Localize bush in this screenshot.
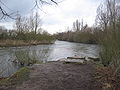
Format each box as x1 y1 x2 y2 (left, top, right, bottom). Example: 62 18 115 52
99 26 120 75
56 29 98 44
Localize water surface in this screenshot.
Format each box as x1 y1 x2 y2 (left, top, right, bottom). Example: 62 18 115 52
0 40 99 77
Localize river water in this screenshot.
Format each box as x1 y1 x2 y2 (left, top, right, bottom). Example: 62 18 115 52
0 40 99 77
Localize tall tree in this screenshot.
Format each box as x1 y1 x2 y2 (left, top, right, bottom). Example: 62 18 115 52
34 12 41 34
96 0 119 30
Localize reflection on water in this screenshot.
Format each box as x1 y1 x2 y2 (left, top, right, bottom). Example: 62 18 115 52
0 40 99 77
47 41 99 61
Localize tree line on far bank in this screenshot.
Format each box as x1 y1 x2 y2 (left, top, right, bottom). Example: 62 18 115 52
55 20 101 44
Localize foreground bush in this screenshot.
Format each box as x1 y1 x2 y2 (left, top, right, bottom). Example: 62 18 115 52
99 27 120 75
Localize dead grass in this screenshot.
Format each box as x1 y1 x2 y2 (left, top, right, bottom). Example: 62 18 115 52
94 66 120 90
0 40 54 47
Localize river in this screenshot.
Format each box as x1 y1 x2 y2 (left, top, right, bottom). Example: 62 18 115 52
0 40 99 77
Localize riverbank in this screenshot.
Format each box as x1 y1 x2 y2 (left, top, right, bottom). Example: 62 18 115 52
0 61 101 90
0 40 98 79
0 40 55 47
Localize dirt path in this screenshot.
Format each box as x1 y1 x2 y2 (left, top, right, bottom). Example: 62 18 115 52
11 61 100 90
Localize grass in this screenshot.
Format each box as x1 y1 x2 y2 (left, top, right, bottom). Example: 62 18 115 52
0 67 31 87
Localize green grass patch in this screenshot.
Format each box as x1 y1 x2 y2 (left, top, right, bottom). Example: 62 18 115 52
0 67 31 86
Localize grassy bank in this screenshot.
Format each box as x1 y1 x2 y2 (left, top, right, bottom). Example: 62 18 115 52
0 67 31 88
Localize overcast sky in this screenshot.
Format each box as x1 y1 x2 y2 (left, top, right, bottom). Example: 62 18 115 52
0 0 102 34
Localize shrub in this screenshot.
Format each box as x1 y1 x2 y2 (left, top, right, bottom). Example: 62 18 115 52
99 26 120 75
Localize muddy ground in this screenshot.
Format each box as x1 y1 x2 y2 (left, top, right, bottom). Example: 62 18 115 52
10 61 100 90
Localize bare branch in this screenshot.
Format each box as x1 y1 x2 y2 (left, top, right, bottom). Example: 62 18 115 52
51 0 58 5
39 0 58 5
0 0 60 20
0 0 16 20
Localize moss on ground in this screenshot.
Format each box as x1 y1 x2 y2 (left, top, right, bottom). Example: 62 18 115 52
0 67 31 86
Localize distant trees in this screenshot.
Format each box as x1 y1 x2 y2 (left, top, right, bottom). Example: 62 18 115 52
13 12 55 43
0 26 54 46
0 11 54 46
0 0 56 46
15 11 42 34
73 20 81 31
72 19 88 31
56 19 98 44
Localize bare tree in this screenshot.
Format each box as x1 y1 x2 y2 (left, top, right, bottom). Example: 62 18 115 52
95 4 109 30
15 11 42 34
15 13 23 32
34 11 41 34
73 20 81 31
73 19 87 32
107 0 117 30
96 0 119 30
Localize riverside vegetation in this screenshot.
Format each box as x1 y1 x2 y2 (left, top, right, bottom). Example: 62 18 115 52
0 67 31 89
56 0 120 89
0 11 55 47
0 11 55 74
0 10 55 86
0 28 55 47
